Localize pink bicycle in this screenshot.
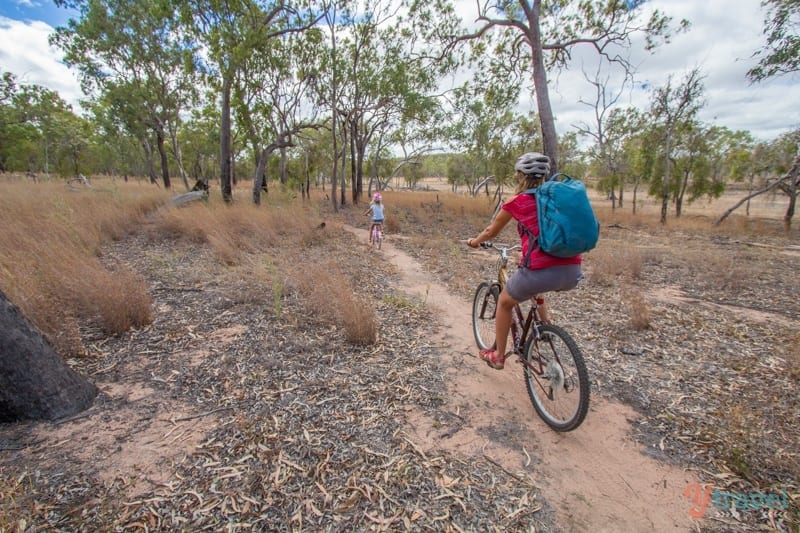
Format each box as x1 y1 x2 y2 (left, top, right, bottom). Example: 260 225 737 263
369 222 383 250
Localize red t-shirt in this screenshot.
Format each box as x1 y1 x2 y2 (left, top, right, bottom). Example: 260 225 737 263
502 193 582 269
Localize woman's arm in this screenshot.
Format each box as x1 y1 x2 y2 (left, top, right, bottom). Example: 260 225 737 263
468 208 512 248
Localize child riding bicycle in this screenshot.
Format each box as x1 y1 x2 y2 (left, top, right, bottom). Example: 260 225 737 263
364 192 385 243
466 152 583 370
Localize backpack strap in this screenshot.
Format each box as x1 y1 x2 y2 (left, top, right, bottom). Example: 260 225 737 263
518 187 539 268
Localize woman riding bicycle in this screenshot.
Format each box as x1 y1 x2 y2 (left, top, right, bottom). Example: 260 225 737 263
364 192 385 243
466 152 583 370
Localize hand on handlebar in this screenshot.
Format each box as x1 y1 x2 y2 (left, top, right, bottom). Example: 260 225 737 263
465 238 492 249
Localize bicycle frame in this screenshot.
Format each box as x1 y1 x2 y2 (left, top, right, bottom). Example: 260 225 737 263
483 242 545 371
473 241 590 430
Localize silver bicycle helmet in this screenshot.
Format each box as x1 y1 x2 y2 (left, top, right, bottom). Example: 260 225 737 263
514 152 550 176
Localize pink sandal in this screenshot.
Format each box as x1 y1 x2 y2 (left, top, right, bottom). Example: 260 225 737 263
479 349 506 370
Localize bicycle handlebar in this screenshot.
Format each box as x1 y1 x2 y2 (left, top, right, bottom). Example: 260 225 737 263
480 241 521 252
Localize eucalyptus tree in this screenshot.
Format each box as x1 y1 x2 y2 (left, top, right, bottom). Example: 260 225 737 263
724 134 762 216
94 83 160 183
669 121 716 218
180 104 222 185
447 74 542 197
716 129 800 228
50 111 94 179
53 0 199 189
0 72 17 172
378 122 443 192
0 71 14 105
648 67 705 224
748 0 800 81
178 0 324 202
681 125 754 213
626 121 660 214
767 129 800 228
575 62 638 209
2 83 86 177
406 0 685 174
332 0 448 204
586 106 644 209
234 27 325 204
742 0 800 229
557 131 586 177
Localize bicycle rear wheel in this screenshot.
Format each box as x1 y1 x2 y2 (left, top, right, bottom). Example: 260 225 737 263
523 324 589 432
472 282 500 350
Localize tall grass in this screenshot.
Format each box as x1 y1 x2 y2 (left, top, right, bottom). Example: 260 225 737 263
1 179 385 355
377 190 494 237
0 179 168 355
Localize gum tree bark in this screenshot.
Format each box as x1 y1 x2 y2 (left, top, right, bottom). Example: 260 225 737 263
0 290 97 423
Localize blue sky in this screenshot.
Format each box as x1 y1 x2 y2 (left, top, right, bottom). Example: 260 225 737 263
0 0 78 28
1 0 798 143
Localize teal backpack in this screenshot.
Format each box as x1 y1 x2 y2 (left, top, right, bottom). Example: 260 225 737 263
521 173 600 262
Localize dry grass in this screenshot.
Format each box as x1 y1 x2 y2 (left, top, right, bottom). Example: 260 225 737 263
0 470 31 532
378 190 492 238
623 288 651 330
593 196 795 242
144 184 382 345
292 258 377 345
0 178 168 355
149 190 378 344
587 245 644 286
0 178 381 355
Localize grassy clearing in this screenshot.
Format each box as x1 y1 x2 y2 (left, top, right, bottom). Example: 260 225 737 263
0 177 382 356
0 179 168 355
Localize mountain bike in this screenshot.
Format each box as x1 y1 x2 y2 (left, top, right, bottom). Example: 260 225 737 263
471 242 590 432
369 222 383 250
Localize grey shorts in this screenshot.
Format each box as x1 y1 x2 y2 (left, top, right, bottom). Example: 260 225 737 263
504 264 583 302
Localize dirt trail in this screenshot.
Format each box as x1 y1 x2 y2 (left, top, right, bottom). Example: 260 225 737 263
347 226 699 532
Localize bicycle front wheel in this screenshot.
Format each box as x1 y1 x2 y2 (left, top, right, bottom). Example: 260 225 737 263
472 282 500 350
523 324 589 432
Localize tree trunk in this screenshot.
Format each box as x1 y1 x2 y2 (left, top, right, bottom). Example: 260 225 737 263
279 146 288 185
156 128 171 189
171 134 189 190
0 291 97 422
527 1 559 173
746 172 755 216
716 157 799 225
220 76 233 203
783 159 799 231
661 131 672 224
142 139 158 185
253 148 269 205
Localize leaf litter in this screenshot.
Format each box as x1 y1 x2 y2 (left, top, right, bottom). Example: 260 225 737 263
0 223 552 531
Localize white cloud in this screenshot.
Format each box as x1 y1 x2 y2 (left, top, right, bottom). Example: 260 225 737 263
0 16 84 110
1 0 797 143
548 0 799 142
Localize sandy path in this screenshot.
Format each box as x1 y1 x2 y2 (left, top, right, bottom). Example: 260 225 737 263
347 226 699 532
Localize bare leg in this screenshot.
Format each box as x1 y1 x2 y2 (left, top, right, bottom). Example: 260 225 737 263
535 296 551 323
495 289 519 357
